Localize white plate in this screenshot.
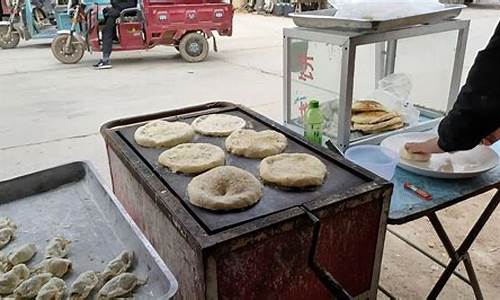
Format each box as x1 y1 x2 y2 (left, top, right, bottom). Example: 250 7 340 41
381 132 499 179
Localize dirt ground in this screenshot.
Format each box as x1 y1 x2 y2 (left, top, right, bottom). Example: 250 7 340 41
379 189 500 299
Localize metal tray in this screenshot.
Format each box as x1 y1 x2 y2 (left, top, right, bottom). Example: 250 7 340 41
290 4 465 31
0 162 178 299
116 105 370 234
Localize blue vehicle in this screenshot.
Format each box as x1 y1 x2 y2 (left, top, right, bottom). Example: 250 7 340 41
0 0 78 48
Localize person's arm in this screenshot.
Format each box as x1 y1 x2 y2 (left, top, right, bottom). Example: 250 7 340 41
437 21 500 152
406 21 500 154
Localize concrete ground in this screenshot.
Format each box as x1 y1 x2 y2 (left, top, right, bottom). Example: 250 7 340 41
1 7 499 299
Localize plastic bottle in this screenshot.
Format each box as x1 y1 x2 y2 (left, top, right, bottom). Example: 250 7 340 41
304 100 323 145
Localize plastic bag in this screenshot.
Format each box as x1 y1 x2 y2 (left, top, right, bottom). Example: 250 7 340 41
366 73 420 126
331 0 444 20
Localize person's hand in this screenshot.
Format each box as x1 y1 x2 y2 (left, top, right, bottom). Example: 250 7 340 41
482 128 500 146
405 137 444 154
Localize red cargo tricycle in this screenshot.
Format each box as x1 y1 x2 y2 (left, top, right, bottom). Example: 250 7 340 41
51 0 233 63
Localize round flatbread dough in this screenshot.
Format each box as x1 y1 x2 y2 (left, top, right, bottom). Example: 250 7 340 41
225 129 288 159
191 114 246 137
134 120 194 148
400 147 431 162
188 166 263 211
158 143 225 174
260 153 327 188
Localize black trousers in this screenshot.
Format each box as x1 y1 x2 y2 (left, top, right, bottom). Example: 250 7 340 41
102 7 121 60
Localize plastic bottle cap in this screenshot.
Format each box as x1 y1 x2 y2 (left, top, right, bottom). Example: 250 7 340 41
309 100 319 108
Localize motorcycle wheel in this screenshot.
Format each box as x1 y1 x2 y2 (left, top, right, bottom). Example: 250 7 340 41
0 25 20 49
51 33 85 64
178 32 208 63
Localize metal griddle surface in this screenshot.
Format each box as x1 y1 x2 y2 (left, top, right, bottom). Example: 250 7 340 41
118 108 369 233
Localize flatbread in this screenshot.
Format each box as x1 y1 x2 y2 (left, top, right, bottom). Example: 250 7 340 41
352 100 387 113
352 117 402 132
134 120 194 148
191 114 246 137
400 147 431 162
351 111 399 124
188 166 263 211
158 143 225 174
225 129 288 159
259 153 327 188
359 122 404 134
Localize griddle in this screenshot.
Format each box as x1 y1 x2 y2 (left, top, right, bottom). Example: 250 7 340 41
116 105 369 234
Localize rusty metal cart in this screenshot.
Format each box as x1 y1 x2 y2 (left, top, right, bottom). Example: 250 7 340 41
283 13 470 151
101 102 393 299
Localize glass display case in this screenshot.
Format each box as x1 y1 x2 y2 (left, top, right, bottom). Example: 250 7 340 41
283 19 470 151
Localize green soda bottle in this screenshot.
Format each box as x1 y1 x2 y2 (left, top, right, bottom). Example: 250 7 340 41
304 100 323 145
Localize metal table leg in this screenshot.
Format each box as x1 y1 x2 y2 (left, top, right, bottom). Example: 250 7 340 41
427 189 500 299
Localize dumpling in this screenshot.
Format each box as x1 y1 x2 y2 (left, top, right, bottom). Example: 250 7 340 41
98 251 133 286
0 264 30 294
0 251 12 273
0 218 17 231
69 271 99 300
0 228 15 250
36 277 66 300
32 258 72 278
45 236 71 258
96 273 145 300
8 243 37 265
13 272 52 298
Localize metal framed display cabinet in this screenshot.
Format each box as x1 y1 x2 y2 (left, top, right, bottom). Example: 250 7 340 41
283 19 470 151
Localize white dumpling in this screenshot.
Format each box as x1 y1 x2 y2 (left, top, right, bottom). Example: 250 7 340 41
36 277 66 300
45 236 71 258
8 243 37 265
69 271 99 300
32 258 72 278
13 272 52 298
0 228 15 250
96 273 145 300
98 251 133 286
0 251 12 273
0 218 17 231
0 264 30 294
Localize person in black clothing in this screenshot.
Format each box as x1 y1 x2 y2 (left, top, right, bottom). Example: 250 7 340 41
406 21 500 154
93 0 137 69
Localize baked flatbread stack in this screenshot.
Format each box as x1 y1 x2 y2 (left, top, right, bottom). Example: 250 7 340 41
351 100 404 134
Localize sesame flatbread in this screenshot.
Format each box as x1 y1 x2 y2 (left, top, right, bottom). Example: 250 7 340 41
225 129 288 159
353 117 402 133
158 143 225 174
259 153 327 188
351 111 399 124
192 114 246 137
352 100 387 113
188 166 263 211
134 120 194 148
359 122 404 134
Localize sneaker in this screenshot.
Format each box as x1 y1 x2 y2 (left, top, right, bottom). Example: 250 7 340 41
94 60 112 70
